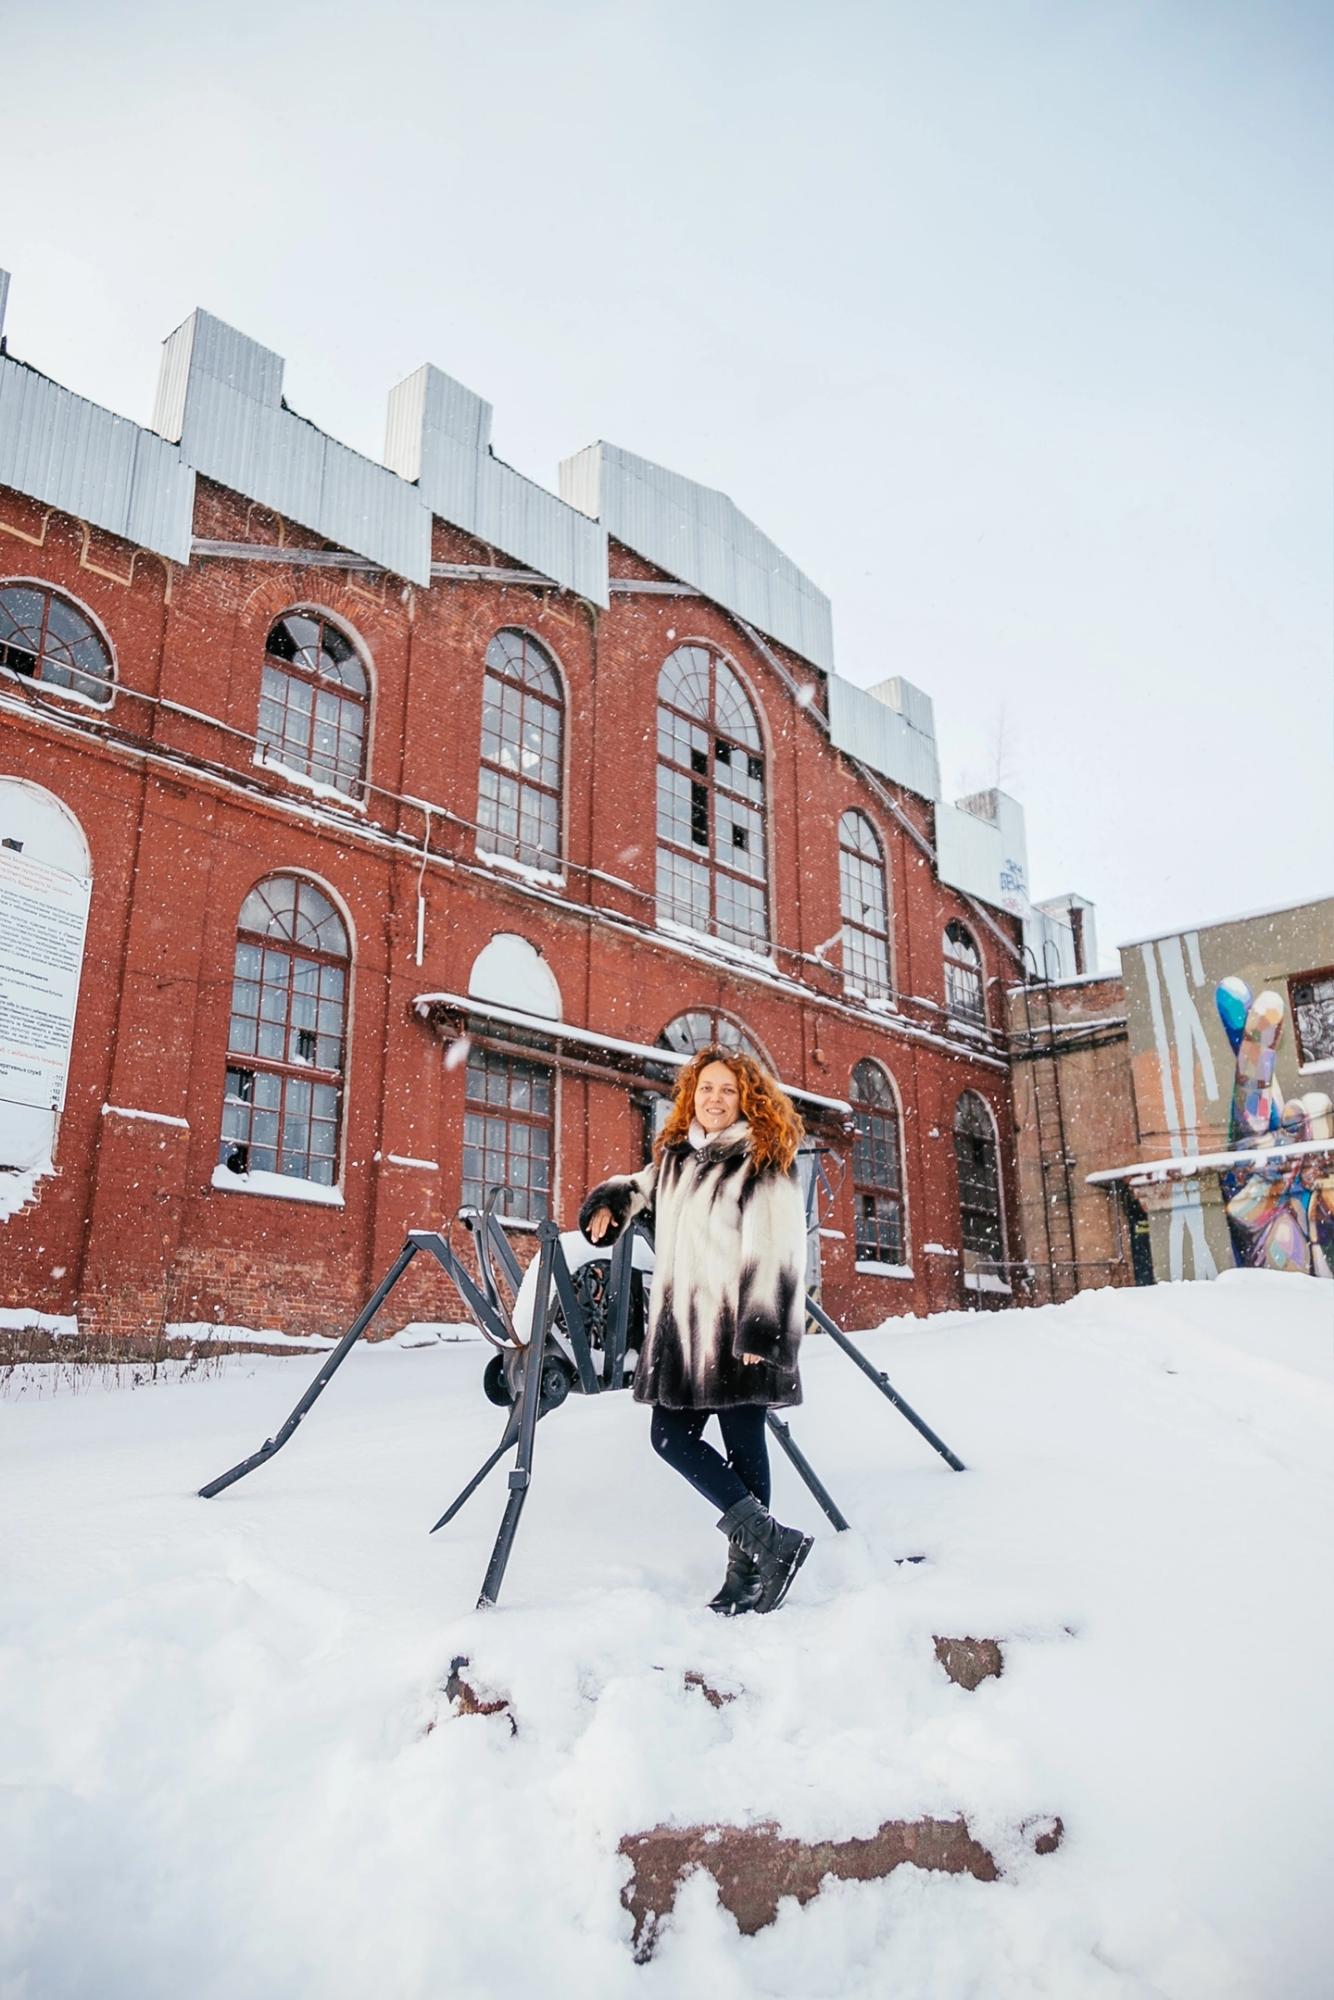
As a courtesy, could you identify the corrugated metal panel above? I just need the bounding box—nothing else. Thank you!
[187,311,284,407]
[391,364,608,605]
[0,270,10,342]
[151,319,193,442]
[0,354,194,564]
[827,675,941,802]
[559,443,834,673]
[166,314,432,585]
[320,426,424,578]
[1025,908,1078,979]
[936,790,1032,923]
[867,674,936,738]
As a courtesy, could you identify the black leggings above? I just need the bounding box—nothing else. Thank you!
[649,1404,771,1515]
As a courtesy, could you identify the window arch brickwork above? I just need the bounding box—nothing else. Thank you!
[219,877,350,1187]
[656,643,768,950]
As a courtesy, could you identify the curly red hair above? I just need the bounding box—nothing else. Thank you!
[655,1046,804,1173]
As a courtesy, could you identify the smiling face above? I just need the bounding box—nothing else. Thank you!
[693,1059,742,1134]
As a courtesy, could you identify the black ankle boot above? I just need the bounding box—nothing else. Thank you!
[716,1495,813,1614]
[708,1538,761,1616]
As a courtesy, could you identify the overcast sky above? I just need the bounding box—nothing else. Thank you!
[5,0,1330,965]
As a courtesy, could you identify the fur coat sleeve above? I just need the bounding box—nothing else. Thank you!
[577,1160,657,1245]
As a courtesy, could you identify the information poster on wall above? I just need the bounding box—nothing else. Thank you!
[0,844,92,1112]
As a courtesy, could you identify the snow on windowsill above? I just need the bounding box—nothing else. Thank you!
[855,1261,915,1279]
[858,992,902,1017]
[210,1165,345,1207]
[964,1272,1012,1294]
[944,1015,991,1042]
[475,845,567,890]
[1298,1056,1334,1077]
[0,663,114,713]
[103,1104,189,1129]
[253,749,366,811]
[656,917,779,975]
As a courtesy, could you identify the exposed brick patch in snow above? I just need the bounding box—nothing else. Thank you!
[682,1670,738,1710]
[933,1635,1005,1689]
[619,1813,1064,1960]
[436,1656,515,1734]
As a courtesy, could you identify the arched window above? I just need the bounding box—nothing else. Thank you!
[259,611,368,797]
[953,1091,1004,1263]
[219,877,349,1187]
[477,629,564,872]
[943,920,985,1025]
[0,582,113,706]
[658,1011,767,1063]
[839,811,891,998]
[850,1061,905,1264]
[651,1013,769,1145]
[656,644,768,950]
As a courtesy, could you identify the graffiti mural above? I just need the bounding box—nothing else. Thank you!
[1216,979,1334,1277]
[1139,936,1218,1281]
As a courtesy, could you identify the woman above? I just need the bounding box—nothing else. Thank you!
[579,1046,813,1615]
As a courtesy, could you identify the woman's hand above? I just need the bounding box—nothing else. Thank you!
[741,1353,764,1366]
[587,1207,613,1243]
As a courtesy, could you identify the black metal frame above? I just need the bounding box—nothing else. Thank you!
[199,1204,965,1608]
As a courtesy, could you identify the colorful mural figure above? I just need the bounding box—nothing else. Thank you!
[1216,979,1334,1276]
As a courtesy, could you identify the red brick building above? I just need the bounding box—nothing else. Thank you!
[0,280,1091,1339]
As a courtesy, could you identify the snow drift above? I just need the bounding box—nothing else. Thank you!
[2,1270,1331,1998]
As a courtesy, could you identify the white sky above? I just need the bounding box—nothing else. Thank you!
[5,0,1330,965]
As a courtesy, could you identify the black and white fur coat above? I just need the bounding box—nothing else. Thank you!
[578,1117,807,1411]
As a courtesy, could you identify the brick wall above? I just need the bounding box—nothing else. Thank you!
[1,475,1025,1339]
[1005,974,1136,1302]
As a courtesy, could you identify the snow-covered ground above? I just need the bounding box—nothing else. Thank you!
[2,1271,1331,1999]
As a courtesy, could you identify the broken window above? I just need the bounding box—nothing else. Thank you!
[259,611,369,798]
[218,877,349,1186]
[953,1091,1004,1262]
[0,582,114,705]
[943,920,986,1026]
[655,644,769,950]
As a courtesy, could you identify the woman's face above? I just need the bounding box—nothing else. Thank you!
[694,1060,742,1133]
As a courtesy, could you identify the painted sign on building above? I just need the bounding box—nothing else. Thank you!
[0,843,92,1113]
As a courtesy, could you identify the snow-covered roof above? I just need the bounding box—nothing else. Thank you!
[1118,891,1334,951]
[413,990,852,1116]
[1087,1136,1334,1186]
